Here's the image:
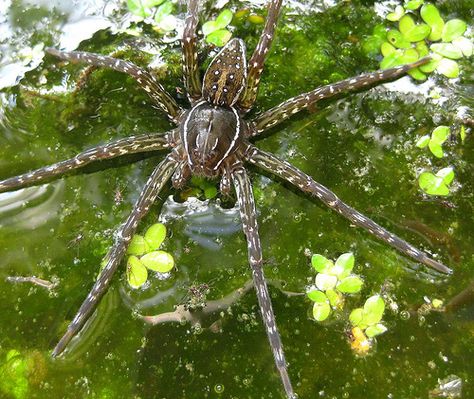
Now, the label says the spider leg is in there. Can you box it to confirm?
[252,58,430,135]
[46,48,183,121]
[0,133,172,193]
[238,0,283,112]
[182,0,202,102]
[232,166,295,399]
[245,145,452,274]
[52,153,178,357]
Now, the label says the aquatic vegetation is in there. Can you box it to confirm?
[0,0,468,398]
[307,252,363,321]
[418,167,455,196]
[202,9,234,46]
[364,1,472,79]
[125,223,174,288]
[416,125,450,158]
[126,0,176,31]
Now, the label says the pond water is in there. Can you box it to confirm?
[0,0,473,398]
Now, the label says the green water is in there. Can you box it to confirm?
[0,0,473,398]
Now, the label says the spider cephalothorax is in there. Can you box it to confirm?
[1,1,452,398]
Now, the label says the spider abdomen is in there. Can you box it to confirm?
[181,101,246,177]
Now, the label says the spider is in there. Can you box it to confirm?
[1,1,452,398]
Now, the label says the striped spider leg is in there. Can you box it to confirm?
[239,0,283,112]
[0,132,173,193]
[52,153,178,356]
[245,144,452,274]
[182,0,202,103]
[46,48,183,122]
[251,57,431,135]
[232,166,295,399]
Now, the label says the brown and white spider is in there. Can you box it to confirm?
[0,0,452,397]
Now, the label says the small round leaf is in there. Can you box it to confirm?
[365,323,388,338]
[127,235,151,256]
[381,42,396,56]
[337,276,364,294]
[307,289,327,303]
[436,167,455,185]
[202,21,218,36]
[206,29,232,47]
[436,58,459,78]
[315,273,338,291]
[451,37,473,57]
[386,5,405,22]
[144,223,167,250]
[428,141,444,158]
[363,295,385,325]
[141,250,175,273]
[127,256,148,289]
[419,172,449,196]
[441,19,467,42]
[416,135,430,148]
[420,4,444,41]
[311,254,333,273]
[431,126,450,144]
[332,252,355,278]
[431,43,463,60]
[313,302,331,322]
[405,0,424,10]
[349,308,364,327]
[215,9,233,29]
[387,30,411,49]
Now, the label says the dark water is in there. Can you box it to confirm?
[0,0,473,398]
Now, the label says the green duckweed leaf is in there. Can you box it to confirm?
[215,9,233,29]
[141,250,175,273]
[154,1,173,23]
[248,14,265,24]
[408,67,427,81]
[431,126,450,144]
[363,295,385,325]
[381,50,404,69]
[332,252,355,278]
[325,289,343,307]
[387,29,411,48]
[416,135,430,148]
[313,301,331,321]
[381,41,396,56]
[127,235,151,256]
[206,29,232,47]
[460,125,466,143]
[311,254,333,273]
[349,308,364,327]
[402,48,420,63]
[399,15,430,42]
[387,5,405,22]
[415,41,429,57]
[315,273,338,291]
[337,275,364,293]
[144,223,166,250]
[419,171,450,196]
[431,43,463,60]
[307,289,327,303]
[143,0,166,6]
[202,20,218,36]
[436,58,459,78]
[127,0,152,18]
[127,256,148,289]
[405,0,424,10]
[419,54,441,73]
[442,19,467,42]
[436,167,455,185]
[365,323,388,337]
[452,37,473,57]
[420,4,444,41]
[428,141,443,158]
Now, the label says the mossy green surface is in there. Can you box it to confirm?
[0,0,473,398]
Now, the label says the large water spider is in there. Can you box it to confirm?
[1,0,452,397]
